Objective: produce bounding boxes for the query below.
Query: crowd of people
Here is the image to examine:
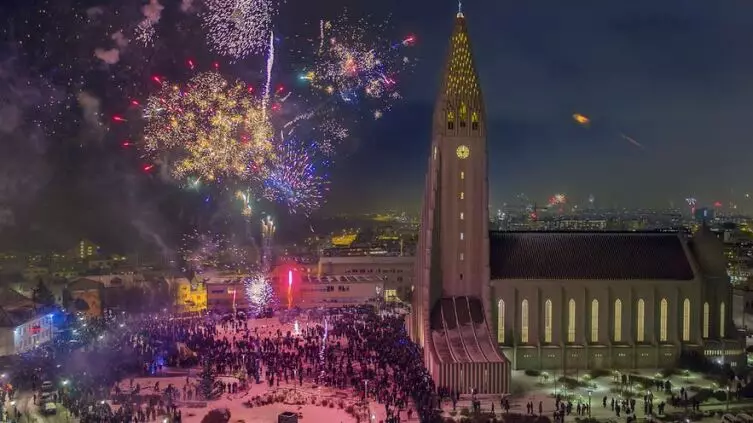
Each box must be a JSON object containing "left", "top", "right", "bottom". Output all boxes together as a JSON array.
[{"left": 6, "top": 305, "right": 441, "bottom": 423}]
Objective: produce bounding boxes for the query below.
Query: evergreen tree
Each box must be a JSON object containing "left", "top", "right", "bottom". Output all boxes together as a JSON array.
[
  {"left": 32, "top": 279, "right": 56, "bottom": 308},
  {"left": 199, "top": 359, "right": 218, "bottom": 400}
]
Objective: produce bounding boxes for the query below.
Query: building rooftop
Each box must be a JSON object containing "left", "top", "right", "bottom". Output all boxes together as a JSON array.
[
  {"left": 302, "top": 275, "right": 387, "bottom": 284},
  {"left": 489, "top": 231, "right": 695, "bottom": 280},
  {"left": 318, "top": 255, "right": 414, "bottom": 264}
]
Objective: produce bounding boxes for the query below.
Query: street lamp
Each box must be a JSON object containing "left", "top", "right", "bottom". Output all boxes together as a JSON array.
[
  {"left": 587, "top": 389, "right": 593, "bottom": 416},
  {"left": 726, "top": 385, "right": 731, "bottom": 411}
]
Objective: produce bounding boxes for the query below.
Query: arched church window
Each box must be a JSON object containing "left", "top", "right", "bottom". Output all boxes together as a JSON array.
[
  {"left": 497, "top": 300, "right": 505, "bottom": 343},
  {"left": 471, "top": 111, "right": 479, "bottom": 130},
  {"left": 459, "top": 103, "right": 467, "bottom": 127},
  {"left": 591, "top": 299, "right": 599, "bottom": 343},
  {"left": 703, "top": 302, "right": 709, "bottom": 338},
  {"left": 521, "top": 299, "right": 529, "bottom": 343},
  {"left": 567, "top": 299, "right": 576, "bottom": 343},
  {"left": 682, "top": 298, "right": 691, "bottom": 342},
  {"left": 660, "top": 298, "right": 668, "bottom": 342},
  {"left": 614, "top": 299, "right": 622, "bottom": 342},
  {"left": 447, "top": 111, "right": 455, "bottom": 130},
  {"left": 636, "top": 299, "right": 645, "bottom": 342},
  {"left": 544, "top": 299, "right": 552, "bottom": 343}
]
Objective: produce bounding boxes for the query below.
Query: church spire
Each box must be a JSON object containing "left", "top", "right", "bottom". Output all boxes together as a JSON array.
[{"left": 441, "top": 8, "right": 480, "bottom": 100}]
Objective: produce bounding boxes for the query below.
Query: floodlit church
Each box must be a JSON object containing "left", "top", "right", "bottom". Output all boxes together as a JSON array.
[{"left": 410, "top": 7, "right": 742, "bottom": 394}]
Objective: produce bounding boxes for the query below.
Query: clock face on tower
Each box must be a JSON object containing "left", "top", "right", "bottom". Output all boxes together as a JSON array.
[{"left": 456, "top": 145, "right": 470, "bottom": 159}]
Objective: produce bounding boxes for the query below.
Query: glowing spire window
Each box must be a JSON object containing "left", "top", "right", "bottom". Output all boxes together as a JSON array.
[
  {"left": 447, "top": 111, "right": 455, "bottom": 130},
  {"left": 471, "top": 111, "right": 479, "bottom": 130},
  {"left": 459, "top": 103, "right": 467, "bottom": 127}
]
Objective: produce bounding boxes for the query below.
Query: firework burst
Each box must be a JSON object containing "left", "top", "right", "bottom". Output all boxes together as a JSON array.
[
  {"left": 263, "top": 140, "right": 329, "bottom": 215},
  {"left": 243, "top": 273, "right": 278, "bottom": 315},
  {"left": 141, "top": 71, "right": 274, "bottom": 182},
  {"left": 299, "top": 13, "right": 415, "bottom": 117},
  {"left": 202, "top": 0, "right": 278, "bottom": 59}
]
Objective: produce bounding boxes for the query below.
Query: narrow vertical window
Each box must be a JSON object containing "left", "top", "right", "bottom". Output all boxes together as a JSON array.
[
  {"left": 544, "top": 299, "right": 553, "bottom": 343},
  {"left": 636, "top": 299, "right": 645, "bottom": 342},
  {"left": 460, "top": 232, "right": 464, "bottom": 240},
  {"left": 460, "top": 192, "right": 464, "bottom": 200},
  {"left": 591, "top": 299, "right": 599, "bottom": 343},
  {"left": 521, "top": 299, "right": 529, "bottom": 343},
  {"left": 660, "top": 298, "right": 668, "bottom": 342},
  {"left": 460, "top": 212, "right": 464, "bottom": 220},
  {"left": 567, "top": 299, "right": 576, "bottom": 343},
  {"left": 497, "top": 300, "right": 505, "bottom": 343},
  {"left": 683, "top": 298, "right": 691, "bottom": 342},
  {"left": 471, "top": 111, "right": 479, "bottom": 130},
  {"left": 459, "top": 253, "right": 464, "bottom": 261},
  {"left": 614, "top": 299, "right": 622, "bottom": 342},
  {"left": 460, "top": 171, "right": 465, "bottom": 180},
  {"left": 720, "top": 302, "right": 726, "bottom": 338},
  {"left": 703, "top": 302, "right": 709, "bottom": 338},
  {"left": 447, "top": 111, "right": 455, "bottom": 130}
]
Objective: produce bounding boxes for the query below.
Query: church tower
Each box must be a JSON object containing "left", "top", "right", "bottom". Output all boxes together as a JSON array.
[{"left": 411, "top": 6, "right": 509, "bottom": 395}]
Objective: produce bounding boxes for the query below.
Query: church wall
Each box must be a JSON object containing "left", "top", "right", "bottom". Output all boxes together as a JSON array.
[{"left": 493, "top": 277, "right": 713, "bottom": 370}]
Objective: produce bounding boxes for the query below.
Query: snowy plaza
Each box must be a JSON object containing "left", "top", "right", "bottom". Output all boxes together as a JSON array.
[{"left": 109, "top": 316, "right": 392, "bottom": 423}]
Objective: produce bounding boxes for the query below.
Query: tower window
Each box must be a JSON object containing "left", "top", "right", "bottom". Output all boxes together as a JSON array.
[
  {"left": 460, "top": 121, "right": 467, "bottom": 128},
  {"left": 460, "top": 171, "right": 464, "bottom": 180},
  {"left": 460, "top": 212, "right": 464, "bottom": 220},
  {"left": 448, "top": 122, "right": 454, "bottom": 130},
  {"left": 460, "top": 192, "right": 464, "bottom": 200},
  {"left": 447, "top": 111, "right": 454, "bottom": 130},
  {"left": 472, "top": 122, "right": 479, "bottom": 130},
  {"left": 460, "top": 273, "right": 463, "bottom": 280},
  {"left": 460, "top": 232, "right": 464, "bottom": 240},
  {"left": 459, "top": 253, "right": 464, "bottom": 261}
]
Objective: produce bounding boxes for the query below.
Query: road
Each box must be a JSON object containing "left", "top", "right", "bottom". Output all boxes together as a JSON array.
[{"left": 8, "top": 391, "right": 75, "bottom": 423}]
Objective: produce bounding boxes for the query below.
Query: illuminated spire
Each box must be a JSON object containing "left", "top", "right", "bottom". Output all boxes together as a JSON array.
[
  {"left": 441, "top": 10, "right": 480, "bottom": 99},
  {"left": 458, "top": 0, "right": 463, "bottom": 17}
]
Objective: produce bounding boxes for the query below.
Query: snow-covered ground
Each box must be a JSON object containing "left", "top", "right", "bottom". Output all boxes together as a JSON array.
[{"left": 114, "top": 317, "right": 390, "bottom": 423}]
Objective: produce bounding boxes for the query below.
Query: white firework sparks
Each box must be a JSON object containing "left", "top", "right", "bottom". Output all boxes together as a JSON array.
[{"left": 202, "top": 0, "right": 278, "bottom": 59}]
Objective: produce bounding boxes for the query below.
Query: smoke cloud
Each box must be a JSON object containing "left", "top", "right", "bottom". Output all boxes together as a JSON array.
[
  {"left": 0, "top": 57, "right": 55, "bottom": 231},
  {"left": 94, "top": 47, "right": 120, "bottom": 64},
  {"left": 141, "top": 0, "right": 164, "bottom": 24},
  {"left": 180, "top": 0, "right": 195, "bottom": 13}
]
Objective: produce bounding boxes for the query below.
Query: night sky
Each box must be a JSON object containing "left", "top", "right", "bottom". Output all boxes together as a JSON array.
[{"left": 1, "top": 0, "right": 753, "bottom": 251}]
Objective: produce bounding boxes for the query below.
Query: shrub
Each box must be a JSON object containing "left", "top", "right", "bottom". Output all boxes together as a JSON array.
[
  {"left": 460, "top": 407, "right": 471, "bottom": 416},
  {"left": 345, "top": 405, "right": 355, "bottom": 414},
  {"left": 587, "top": 369, "right": 610, "bottom": 379},
  {"left": 329, "top": 402, "right": 334, "bottom": 408},
  {"left": 200, "top": 408, "right": 231, "bottom": 423},
  {"left": 525, "top": 369, "right": 541, "bottom": 377}
]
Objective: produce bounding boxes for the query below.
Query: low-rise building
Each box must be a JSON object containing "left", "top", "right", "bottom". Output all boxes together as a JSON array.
[
  {"left": 0, "top": 288, "right": 54, "bottom": 356},
  {"left": 295, "top": 275, "right": 385, "bottom": 307},
  {"left": 67, "top": 278, "right": 104, "bottom": 316},
  {"left": 316, "top": 256, "right": 413, "bottom": 301}
]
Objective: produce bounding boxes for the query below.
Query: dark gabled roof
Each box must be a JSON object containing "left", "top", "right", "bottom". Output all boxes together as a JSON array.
[
  {"left": 489, "top": 231, "right": 695, "bottom": 280},
  {"left": 68, "top": 278, "right": 103, "bottom": 291},
  {"left": 0, "top": 287, "right": 34, "bottom": 308}
]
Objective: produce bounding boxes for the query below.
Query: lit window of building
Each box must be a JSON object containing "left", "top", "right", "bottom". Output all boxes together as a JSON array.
[
  {"left": 703, "top": 302, "right": 709, "bottom": 338},
  {"left": 544, "top": 299, "right": 552, "bottom": 343},
  {"left": 460, "top": 192, "right": 464, "bottom": 200},
  {"left": 614, "top": 299, "right": 622, "bottom": 342},
  {"left": 497, "top": 299, "right": 504, "bottom": 343},
  {"left": 460, "top": 171, "right": 465, "bottom": 179},
  {"left": 591, "top": 299, "right": 599, "bottom": 342},
  {"left": 460, "top": 212, "right": 464, "bottom": 220},
  {"left": 637, "top": 299, "right": 645, "bottom": 342},
  {"left": 521, "top": 299, "right": 529, "bottom": 343},
  {"left": 460, "top": 232, "right": 464, "bottom": 240},
  {"left": 459, "top": 253, "right": 464, "bottom": 261},
  {"left": 660, "top": 298, "right": 668, "bottom": 342},
  {"left": 720, "top": 302, "right": 726, "bottom": 338},
  {"left": 567, "top": 299, "right": 576, "bottom": 343},
  {"left": 683, "top": 298, "right": 691, "bottom": 341}
]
